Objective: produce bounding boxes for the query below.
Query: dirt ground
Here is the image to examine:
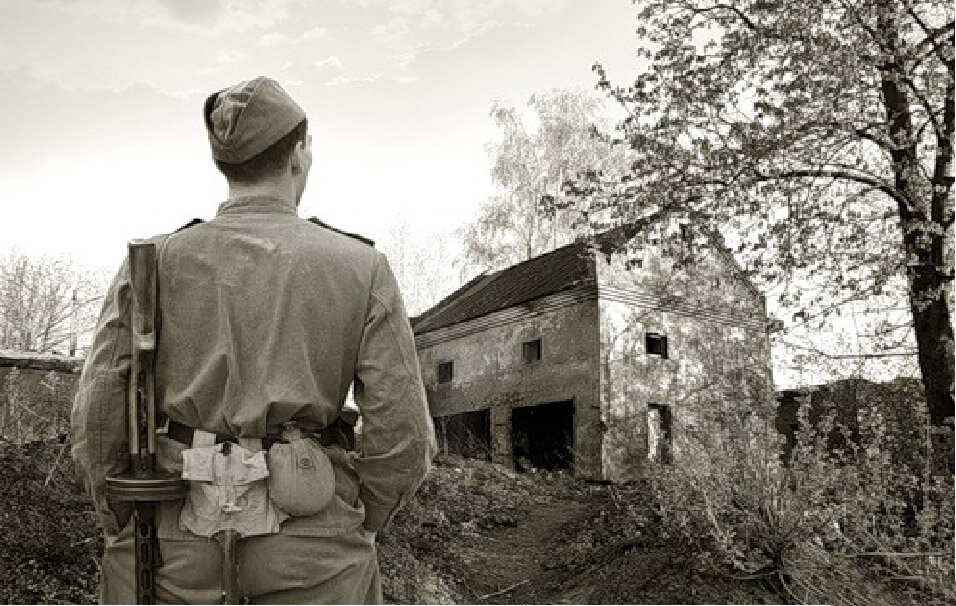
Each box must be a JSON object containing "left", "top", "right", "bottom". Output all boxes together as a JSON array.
[
  {"left": 379, "top": 457, "right": 785, "bottom": 605},
  {"left": 0, "top": 438, "right": 790, "bottom": 604}
]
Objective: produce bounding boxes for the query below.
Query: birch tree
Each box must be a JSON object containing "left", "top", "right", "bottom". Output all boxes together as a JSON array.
[{"left": 460, "top": 90, "right": 628, "bottom": 273}]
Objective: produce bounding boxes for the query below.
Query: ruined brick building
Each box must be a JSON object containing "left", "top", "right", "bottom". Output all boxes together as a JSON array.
[{"left": 412, "top": 224, "right": 774, "bottom": 482}]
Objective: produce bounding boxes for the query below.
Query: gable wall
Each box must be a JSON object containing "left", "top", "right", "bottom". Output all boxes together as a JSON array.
[{"left": 595, "top": 238, "right": 774, "bottom": 481}]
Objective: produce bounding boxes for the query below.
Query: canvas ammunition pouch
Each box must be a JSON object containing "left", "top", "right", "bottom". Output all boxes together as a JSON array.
[
  {"left": 179, "top": 436, "right": 287, "bottom": 538},
  {"left": 174, "top": 423, "right": 338, "bottom": 538}
]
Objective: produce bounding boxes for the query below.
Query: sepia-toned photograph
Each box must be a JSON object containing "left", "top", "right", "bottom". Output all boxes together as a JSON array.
[{"left": 0, "top": 1, "right": 952, "bottom": 604}]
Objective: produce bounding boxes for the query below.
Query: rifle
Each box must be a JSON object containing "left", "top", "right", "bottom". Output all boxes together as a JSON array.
[{"left": 105, "top": 240, "right": 186, "bottom": 604}]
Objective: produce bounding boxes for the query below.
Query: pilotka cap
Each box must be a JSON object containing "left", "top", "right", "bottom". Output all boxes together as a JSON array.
[{"left": 204, "top": 76, "right": 306, "bottom": 164}]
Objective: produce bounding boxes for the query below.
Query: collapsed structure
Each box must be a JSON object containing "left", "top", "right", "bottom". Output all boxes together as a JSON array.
[{"left": 412, "top": 224, "right": 774, "bottom": 482}]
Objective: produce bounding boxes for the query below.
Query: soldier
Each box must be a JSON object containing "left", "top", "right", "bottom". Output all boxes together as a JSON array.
[{"left": 71, "top": 76, "right": 436, "bottom": 604}]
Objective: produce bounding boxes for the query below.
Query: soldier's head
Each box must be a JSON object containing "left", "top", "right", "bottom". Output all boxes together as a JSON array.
[{"left": 204, "top": 76, "right": 312, "bottom": 203}]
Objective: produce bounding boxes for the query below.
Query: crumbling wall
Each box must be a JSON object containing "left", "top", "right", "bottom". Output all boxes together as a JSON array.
[
  {"left": 415, "top": 293, "right": 602, "bottom": 478},
  {"left": 0, "top": 353, "right": 83, "bottom": 442},
  {"left": 595, "top": 236, "right": 774, "bottom": 481}
]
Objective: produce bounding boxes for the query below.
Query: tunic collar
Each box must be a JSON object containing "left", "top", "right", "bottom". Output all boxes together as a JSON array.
[{"left": 216, "top": 195, "right": 298, "bottom": 216}]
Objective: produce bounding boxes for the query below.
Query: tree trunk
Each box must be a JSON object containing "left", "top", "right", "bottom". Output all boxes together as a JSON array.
[{"left": 879, "top": 16, "right": 955, "bottom": 446}]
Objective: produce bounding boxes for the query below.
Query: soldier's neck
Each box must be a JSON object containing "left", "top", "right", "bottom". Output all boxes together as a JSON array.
[{"left": 227, "top": 176, "right": 298, "bottom": 209}]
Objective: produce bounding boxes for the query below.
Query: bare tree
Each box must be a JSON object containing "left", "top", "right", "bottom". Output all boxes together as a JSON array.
[
  {"left": 379, "top": 220, "right": 460, "bottom": 318},
  {"left": 0, "top": 250, "right": 105, "bottom": 355}
]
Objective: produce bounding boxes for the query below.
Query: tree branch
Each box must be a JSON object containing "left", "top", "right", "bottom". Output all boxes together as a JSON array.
[
  {"left": 905, "top": 2, "right": 955, "bottom": 74},
  {"left": 753, "top": 168, "right": 908, "bottom": 211},
  {"left": 681, "top": 2, "right": 760, "bottom": 31}
]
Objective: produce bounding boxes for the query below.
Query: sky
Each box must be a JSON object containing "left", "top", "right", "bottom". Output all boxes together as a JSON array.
[
  {"left": 0, "top": 0, "right": 641, "bottom": 270},
  {"left": 0, "top": 0, "right": 920, "bottom": 388}
]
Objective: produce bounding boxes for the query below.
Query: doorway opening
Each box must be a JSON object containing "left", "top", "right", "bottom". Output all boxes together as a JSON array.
[
  {"left": 511, "top": 400, "right": 574, "bottom": 471},
  {"left": 647, "top": 402, "right": 673, "bottom": 464},
  {"left": 434, "top": 409, "right": 491, "bottom": 461}
]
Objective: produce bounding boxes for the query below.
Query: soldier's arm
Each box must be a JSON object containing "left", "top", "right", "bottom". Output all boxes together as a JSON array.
[
  {"left": 352, "top": 252, "right": 437, "bottom": 533},
  {"left": 70, "top": 259, "right": 132, "bottom": 537}
]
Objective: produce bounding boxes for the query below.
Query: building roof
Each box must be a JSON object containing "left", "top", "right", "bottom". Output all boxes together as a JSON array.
[
  {"left": 412, "top": 241, "right": 595, "bottom": 334},
  {"left": 411, "top": 220, "right": 762, "bottom": 335}
]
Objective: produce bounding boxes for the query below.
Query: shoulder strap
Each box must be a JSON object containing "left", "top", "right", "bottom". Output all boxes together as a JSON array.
[
  {"left": 174, "top": 218, "right": 204, "bottom": 233},
  {"left": 307, "top": 217, "right": 375, "bottom": 247}
]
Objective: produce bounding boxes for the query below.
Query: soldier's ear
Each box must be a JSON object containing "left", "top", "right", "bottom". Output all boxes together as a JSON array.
[
  {"left": 290, "top": 142, "right": 304, "bottom": 174},
  {"left": 291, "top": 133, "right": 312, "bottom": 176}
]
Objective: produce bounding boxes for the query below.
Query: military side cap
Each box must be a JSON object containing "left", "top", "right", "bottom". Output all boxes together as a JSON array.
[{"left": 204, "top": 76, "right": 306, "bottom": 164}]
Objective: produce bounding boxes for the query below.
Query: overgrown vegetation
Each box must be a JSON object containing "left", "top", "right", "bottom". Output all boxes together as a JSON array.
[{"left": 648, "top": 380, "right": 954, "bottom": 605}]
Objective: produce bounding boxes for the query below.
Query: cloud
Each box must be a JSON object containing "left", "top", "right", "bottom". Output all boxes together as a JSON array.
[
  {"left": 155, "top": 0, "right": 223, "bottom": 27},
  {"left": 258, "top": 25, "right": 329, "bottom": 47},
  {"left": 322, "top": 73, "right": 381, "bottom": 86},
  {"left": 302, "top": 26, "right": 328, "bottom": 40},
  {"left": 258, "top": 32, "right": 294, "bottom": 46},
  {"left": 35, "top": 0, "right": 295, "bottom": 34},
  {"left": 314, "top": 55, "right": 343, "bottom": 70},
  {"left": 215, "top": 49, "right": 248, "bottom": 64},
  {"left": 389, "top": 0, "right": 433, "bottom": 15},
  {"left": 156, "top": 0, "right": 293, "bottom": 34},
  {"left": 370, "top": 16, "right": 410, "bottom": 43},
  {"left": 320, "top": 73, "right": 421, "bottom": 86},
  {"left": 0, "top": 68, "right": 198, "bottom": 175}
]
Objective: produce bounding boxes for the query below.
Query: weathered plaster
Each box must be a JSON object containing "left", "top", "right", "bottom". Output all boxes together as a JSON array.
[
  {"left": 414, "top": 230, "right": 774, "bottom": 483},
  {"left": 595, "top": 239, "right": 774, "bottom": 481},
  {"left": 416, "top": 294, "right": 603, "bottom": 478}
]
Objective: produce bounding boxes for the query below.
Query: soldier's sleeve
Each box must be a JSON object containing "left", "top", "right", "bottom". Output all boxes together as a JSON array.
[
  {"left": 352, "top": 252, "right": 437, "bottom": 533},
  {"left": 70, "top": 258, "right": 131, "bottom": 537}
]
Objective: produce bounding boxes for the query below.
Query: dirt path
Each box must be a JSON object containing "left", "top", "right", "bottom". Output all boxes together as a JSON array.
[{"left": 450, "top": 492, "right": 597, "bottom": 604}]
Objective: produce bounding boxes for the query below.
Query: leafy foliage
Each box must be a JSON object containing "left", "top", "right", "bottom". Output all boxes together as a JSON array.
[
  {"left": 578, "top": 0, "right": 954, "bottom": 425},
  {"left": 459, "top": 90, "right": 628, "bottom": 273}
]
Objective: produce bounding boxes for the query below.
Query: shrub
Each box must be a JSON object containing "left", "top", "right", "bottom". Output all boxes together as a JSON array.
[{"left": 648, "top": 385, "right": 954, "bottom": 605}]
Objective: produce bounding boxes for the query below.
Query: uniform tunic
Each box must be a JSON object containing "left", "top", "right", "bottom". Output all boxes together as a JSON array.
[{"left": 71, "top": 195, "right": 436, "bottom": 603}]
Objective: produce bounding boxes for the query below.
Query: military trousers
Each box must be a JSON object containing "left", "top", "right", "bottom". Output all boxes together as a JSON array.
[{"left": 100, "top": 526, "right": 382, "bottom": 604}]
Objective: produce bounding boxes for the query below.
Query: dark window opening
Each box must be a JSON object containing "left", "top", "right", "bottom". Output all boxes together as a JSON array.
[
  {"left": 511, "top": 400, "right": 574, "bottom": 472},
  {"left": 646, "top": 333, "right": 668, "bottom": 358},
  {"left": 625, "top": 256, "right": 643, "bottom": 270},
  {"left": 437, "top": 361, "right": 453, "bottom": 384},
  {"left": 434, "top": 409, "right": 490, "bottom": 461},
  {"left": 647, "top": 403, "right": 673, "bottom": 464},
  {"left": 522, "top": 338, "right": 542, "bottom": 364}
]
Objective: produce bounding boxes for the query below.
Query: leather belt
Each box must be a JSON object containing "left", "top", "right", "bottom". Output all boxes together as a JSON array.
[{"left": 164, "top": 419, "right": 281, "bottom": 450}]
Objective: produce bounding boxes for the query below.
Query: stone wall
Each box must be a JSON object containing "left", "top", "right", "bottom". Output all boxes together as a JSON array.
[
  {"left": 415, "top": 291, "right": 603, "bottom": 478},
  {"left": 594, "top": 234, "right": 774, "bottom": 481},
  {"left": 0, "top": 353, "right": 83, "bottom": 442}
]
